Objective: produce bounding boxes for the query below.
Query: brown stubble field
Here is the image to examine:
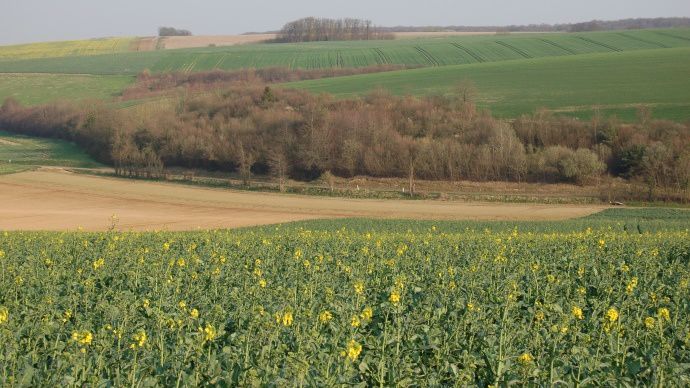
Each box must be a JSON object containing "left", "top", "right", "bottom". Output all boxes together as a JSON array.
[{"left": 0, "top": 169, "right": 605, "bottom": 231}]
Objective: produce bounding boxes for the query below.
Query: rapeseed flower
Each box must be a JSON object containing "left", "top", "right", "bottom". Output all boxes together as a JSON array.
[
  {"left": 389, "top": 290, "right": 401, "bottom": 305},
  {"left": 200, "top": 324, "right": 216, "bottom": 342},
  {"left": 606, "top": 308, "right": 619, "bottom": 323},
  {"left": 131, "top": 330, "right": 147, "bottom": 349},
  {"left": 360, "top": 307, "right": 373, "bottom": 321},
  {"left": 71, "top": 330, "right": 93, "bottom": 346},
  {"left": 518, "top": 353, "right": 534, "bottom": 365},
  {"left": 572, "top": 306, "right": 584, "bottom": 320},
  {"left": 658, "top": 307, "right": 670, "bottom": 321},
  {"left": 644, "top": 316, "right": 655, "bottom": 329},
  {"left": 0, "top": 307, "right": 8, "bottom": 324},
  {"left": 276, "top": 311, "right": 293, "bottom": 326},
  {"left": 353, "top": 281, "right": 364, "bottom": 295},
  {"left": 346, "top": 339, "right": 362, "bottom": 361},
  {"left": 190, "top": 308, "right": 199, "bottom": 319},
  {"left": 92, "top": 258, "right": 105, "bottom": 270},
  {"left": 626, "top": 277, "right": 638, "bottom": 295},
  {"left": 319, "top": 310, "right": 332, "bottom": 323}
]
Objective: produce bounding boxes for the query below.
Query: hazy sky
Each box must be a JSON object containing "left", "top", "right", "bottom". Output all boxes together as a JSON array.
[{"left": 2, "top": 0, "right": 689, "bottom": 45}]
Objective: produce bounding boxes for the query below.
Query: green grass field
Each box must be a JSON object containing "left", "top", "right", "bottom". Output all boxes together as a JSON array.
[
  {"left": 1, "top": 209, "right": 689, "bottom": 385},
  {"left": 0, "top": 130, "right": 101, "bottom": 173},
  {"left": 0, "top": 74, "right": 133, "bottom": 106},
  {"left": 285, "top": 48, "right": 690, "bottom": 121},
  {"left": 0, "top": 29, "right": 688, "bottom": 75}
]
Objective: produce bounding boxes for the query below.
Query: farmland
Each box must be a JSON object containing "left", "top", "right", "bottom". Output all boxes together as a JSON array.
[
  {"left": 1, "top": 209, "right": 689, "bottom": 385},
  {"left": 0, "top": 131, "right": 101, "bottom": 174},
  {"left": 286, "top": 47, "right": 690, "bottom": 121},
  {"left": 0, "top": 28, "right": 688, "bottom": 121},
  {"left": 0, "top": 37, "right": 135, "bottom": 60},
  {"left": 0, "top": 169, "right": 603, "bottom": 231},
  {"left": 0, "top": 74, "right": 133, "bottom": 106},
  {"left": 2, "top": 15, "right": 690, "bottom": 385},
  {"left": 0, "top": 28, "right": 688, "bottom": 75}
]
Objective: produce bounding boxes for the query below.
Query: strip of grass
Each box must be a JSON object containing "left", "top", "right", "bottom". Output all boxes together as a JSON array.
[{"left": 264, "top": 207, "right": 690, "bottom": 233}]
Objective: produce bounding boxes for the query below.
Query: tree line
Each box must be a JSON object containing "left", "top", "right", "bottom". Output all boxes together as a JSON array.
[
  {"left": 377, "top": 17, "right": 690, "bottom": 33},
  {"left": 158, "top": 27, "right": 192, "bottom": 37},
  {"left": 1, "top": 83, "right": 689, "bottom": 201},
  {"left": 276, "top": 17, "right": 394, "bottom": 43}
]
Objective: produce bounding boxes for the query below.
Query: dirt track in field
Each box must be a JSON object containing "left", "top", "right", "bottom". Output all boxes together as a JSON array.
[{"left": 0, "top": 169, "right": 606, "bottom": 231}]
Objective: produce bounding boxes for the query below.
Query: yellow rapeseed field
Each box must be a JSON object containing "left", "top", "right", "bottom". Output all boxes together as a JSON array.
[
  {"left": 0, "top": 223, "right": 689, "bottom": 385},
  {"left": 0, "top": 37, "right": 134, "bottom": 60}
]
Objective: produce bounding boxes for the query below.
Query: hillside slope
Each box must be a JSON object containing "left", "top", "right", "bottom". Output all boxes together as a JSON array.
[
  {"left": 0, "top": 29, "right": 688, "bottom": 75},
  {"left": 285, "top": 47, "right": 690, "bottom": 121}
]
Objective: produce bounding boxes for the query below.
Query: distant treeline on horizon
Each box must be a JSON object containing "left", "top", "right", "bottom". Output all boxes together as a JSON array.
[{"left": 250, "top": 17, "right": 690, "bottom": 35}]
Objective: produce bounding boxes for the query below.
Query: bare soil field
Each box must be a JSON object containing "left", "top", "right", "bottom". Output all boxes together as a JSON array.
[
  {"left": 0, "top": 169, "right": 605, "bottom": 231},
  {"left": 159, "top": 34, "right": 277, "bottom": 49}
]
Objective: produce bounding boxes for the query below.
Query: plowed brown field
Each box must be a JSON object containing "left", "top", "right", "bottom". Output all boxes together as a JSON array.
[{"left": 0, "top": 169, "right": 605, "bottom": 231}]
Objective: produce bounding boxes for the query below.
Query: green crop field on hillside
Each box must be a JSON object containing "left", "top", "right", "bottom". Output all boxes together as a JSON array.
[
  {"left": 285, "top": 48, "right": 690, "bottom": 121},
  {"left": 0, "top": 130, "right": 101, "bottom": 174},
  {"left": 0, "top": 74, "right": 134, "bottom": 106},
  {"left": 0, "top": 29, "right": 688, "bottom": 75}
]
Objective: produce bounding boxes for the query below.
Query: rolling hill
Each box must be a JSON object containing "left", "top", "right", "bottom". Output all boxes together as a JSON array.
[
  {"left": 0, "top": 28, "right": 688, "bottom": 75},
  {"left": 285, "top": 47, "right": 690, "bottom": 121}
]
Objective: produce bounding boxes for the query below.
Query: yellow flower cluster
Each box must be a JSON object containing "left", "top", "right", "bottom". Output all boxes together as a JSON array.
[
  {"left": 658, "top": 307, "right": 670, "bottom": 322},
  {"left": 71, "top": 330, "right": 93, "bottom": 346},
  {"left": 626, "top": 277, "right": 638, "bottom": 295},
  {"left": 276, "top": 311, "right": 293, "bottom": 327},
  {"left": 518, "top": 352, "right": 534, "bottom": 365},
  {"left": 131, "top": 330, "right": 147, "bottom": 349},
  {"left": 318, "top": 310, "right": 332, "bottom": 323},
  {"left": 92, "top": 258, "right": 105, "bottom": 270},
  {"left": 604, "top": 307, "right": 619, "bottom": 333},
  {"left": 571, "top": 306, "right": 584, "bottom": 321},
  {"left": 0, "top": 306, "right": 9, "bottom": 325},
  {"left": 389, "top": 289, "right": 401, "bottom": 305},
  {"left": 360, "top": 307, "right": 373, "bottom": 321},
  {"left": 200, "top": 324, "right": 216, "bottom": 343},
  {"left": 353, "top": 280, "right": 364, "bottom": 295},
  {"left": 346, "top": 339, "right": 362, "bottom": 361}
]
